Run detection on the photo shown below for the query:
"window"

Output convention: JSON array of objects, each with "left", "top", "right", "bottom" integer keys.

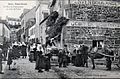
[{"left": 92, "top": 40, "right": 103, "bottom": 49}]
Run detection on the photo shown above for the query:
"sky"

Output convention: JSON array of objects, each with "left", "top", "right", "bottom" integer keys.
[{"left": 0, "top": 0, "right": 36, "bottom": 20}]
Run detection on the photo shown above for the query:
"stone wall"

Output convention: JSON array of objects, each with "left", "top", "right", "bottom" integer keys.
[{"left": 63, "top": 20, "right": 120, "bottom": 52}]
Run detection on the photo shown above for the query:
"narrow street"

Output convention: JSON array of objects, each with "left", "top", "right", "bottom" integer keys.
[
  {"left": 0, "top": 58, "right": 60, "bottom": 78},
  {"left": 1, "top": 58, "right": 120, "bottom": 78}
]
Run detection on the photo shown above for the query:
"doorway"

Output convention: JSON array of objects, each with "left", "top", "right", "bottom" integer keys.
[{"left": 92, "top": 40, "right": 104, "bottom": 49}]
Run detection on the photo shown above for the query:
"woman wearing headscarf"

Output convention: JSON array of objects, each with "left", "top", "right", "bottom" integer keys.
[
  {"left": 29, "top": 43, "right": 35, "bottom": 62},
  {"left": 35, "top": 43, "right": 45, "bottom": 73},
  {"left": 21, "top": 42, "right": 27, "bottom": 58}
]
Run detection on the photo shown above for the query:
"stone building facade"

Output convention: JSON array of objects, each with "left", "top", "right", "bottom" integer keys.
[{"left": 62, "top": 0, "right": 120, "bottom": 52}]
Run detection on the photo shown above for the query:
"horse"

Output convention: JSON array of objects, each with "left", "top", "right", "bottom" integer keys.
[{"left": 88, "top": 46, "right": 114, "bottom": 69}]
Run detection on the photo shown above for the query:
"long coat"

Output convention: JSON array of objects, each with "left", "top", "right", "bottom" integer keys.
[
  {"left": 81, "top": 45, "right": 89, "bottom": 65},
  {"left": 74, "top": 49, "right": 83, "bottom": 67},
  {"left": 21, "top": 45, "right": 27, "bottom": 56},
  {"left": 12, "top": 45, "right": 20, "bottom": 59},
  {"left": 36, "top": 51, "right": 45, "bottom": 69},
  {"left": 44, "top": 53, "right": 52, "bottom": 70},
  {"left": 7, "top": 49, "right": 13, "bottom": 65}
]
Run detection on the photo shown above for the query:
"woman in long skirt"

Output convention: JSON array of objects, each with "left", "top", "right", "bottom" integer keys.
[
  {"left": 35, "top": 44, "right": 45, "bottom": 73},
  {"left": 44, "top": 48, "right": 52, "bottom": 71},
  {"left": 21, "top": 45, "right": 27, "bottom": 58},
  {"left": 7, "top": 47, "right": 13, "bottom": 70}
]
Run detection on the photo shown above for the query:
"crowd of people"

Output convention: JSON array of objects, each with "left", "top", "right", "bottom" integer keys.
[
  {"left": 0, "top": 41, "right": 114, "bottom": 74},
  {"left": 0, "top": 42, "right": 27, "bottom": 74}
]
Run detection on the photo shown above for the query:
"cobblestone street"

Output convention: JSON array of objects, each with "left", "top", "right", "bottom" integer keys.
[
  {"left": 0, "top": 58, "right": 60, "bottom": 78},
  {"left": 1, "top": 58, "right": 120, "bottom": 78}
]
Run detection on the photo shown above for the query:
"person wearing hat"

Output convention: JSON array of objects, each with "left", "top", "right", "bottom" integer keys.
[{"left": 0, "top": 48, "right": 4, "bottom": 74}]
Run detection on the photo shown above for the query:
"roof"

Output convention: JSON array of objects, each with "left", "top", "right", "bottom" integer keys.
[
  {"left": 20, "top": 6, "right": 36, "bottom": 19},
  {"left": 0, "top": 20, "right": 11, "bottom": 30}
]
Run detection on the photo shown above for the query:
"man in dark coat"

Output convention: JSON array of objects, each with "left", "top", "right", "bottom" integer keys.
[
  {"left": 81, "top": 45, "right": 89, "bottom": 67},
  {"left": 74, "top": 48, "right": 83, "bottom": 67},
  {"left": 58, "top": 49, "right": 68, "bottom": 67},
  {"left": 62, "top": 45, "right": 70, "bottom": 66},
  {"left": 105, "top": 47, "right": 113, "bottom": 71},
  {"left": 12, "top": 45, "right": 20, "bottom": 59}
]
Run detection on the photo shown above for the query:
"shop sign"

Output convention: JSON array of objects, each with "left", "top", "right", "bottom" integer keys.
[
  {"left": 65, "top": 40, "right": 78, "bottom": 44},
  {"left": 66, "top": 20, "right": 120, "bottom": 28},
  {"left": 70, "top": 0, "right": 119, "bottom": 6},
  {"left": 66, "top": 21, "right": 88, "bottom": 27}
]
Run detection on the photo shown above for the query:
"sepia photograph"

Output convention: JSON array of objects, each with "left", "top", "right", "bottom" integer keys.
[{"left": 0, "top": 0, "right": 120, "bottom": 78}]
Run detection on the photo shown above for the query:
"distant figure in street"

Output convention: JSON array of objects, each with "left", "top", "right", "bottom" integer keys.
[
  {"left": 21, "top": 42, "right": 27, "bottom": 58},
  {"left": 3, "top": 43, "right": 9, "bottom": 61},
  {"left": 0, "top": 48, "right": 4, "bottom": 74},
  {"left": 7, "top": 47, "right": 13, "bottom": 70},
  {"left": 33, "top": 43, "right": 37, "bottom": 61},
  {"left": 29, "top": 43, "right": 36, "bottom": 62}
]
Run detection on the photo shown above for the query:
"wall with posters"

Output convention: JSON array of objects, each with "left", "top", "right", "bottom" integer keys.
[{"left": 63, "top": 20, "right": 120, "bottom": 51}]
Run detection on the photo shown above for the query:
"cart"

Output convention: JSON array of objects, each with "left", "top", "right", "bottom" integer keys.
[
  {"left": 96, "top": 48, "right": 120, "bottom": 69},
  {"left": 111, "top": 48, "right": 120, "bottom": 68}
]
